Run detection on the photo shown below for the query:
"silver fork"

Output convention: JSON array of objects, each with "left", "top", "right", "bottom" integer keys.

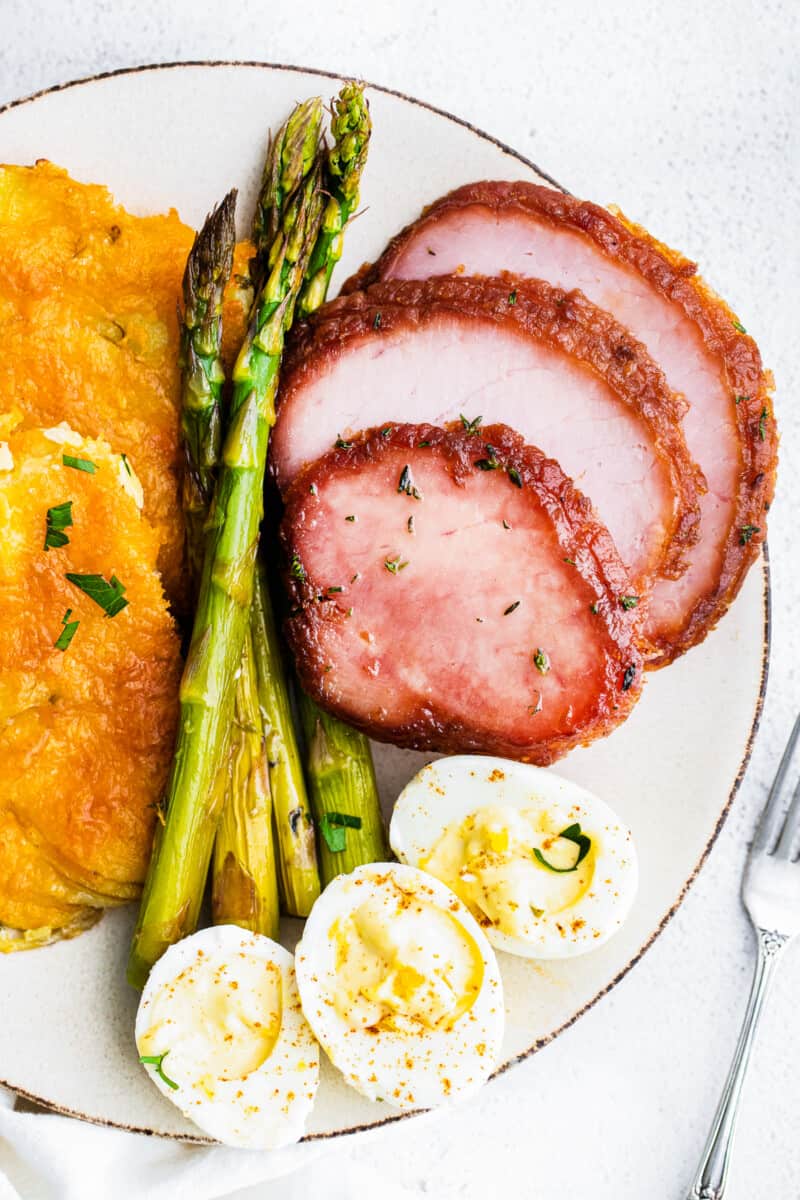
[{"left": 686, "top": 712, "right": 800, "bottom": 1200}]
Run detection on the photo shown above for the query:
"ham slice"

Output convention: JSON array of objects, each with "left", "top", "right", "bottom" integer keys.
[
  {"left": 281, "top": 424, "right": 643, "bottom": 764},
  {"left": 273, "top": 276, "right": 701, "bottom": 641},
  {"left": 346, "top": 181, "right": 776, "bottom": 664}
]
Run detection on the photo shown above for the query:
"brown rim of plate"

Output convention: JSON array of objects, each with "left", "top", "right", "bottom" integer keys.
[{"left": 0, "top": 59, "right": 771, "bottom": 1144}]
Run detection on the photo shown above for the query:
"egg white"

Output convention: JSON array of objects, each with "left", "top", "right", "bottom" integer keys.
[
  {"left": 390, "top": 756, "right": 638, "bottom": 960},
  {"left": 295, "top": 862, "right": 504, "bottom": 1111},
  {"left": 135, "top": 925, "right": 319, "bottom": 1148}
]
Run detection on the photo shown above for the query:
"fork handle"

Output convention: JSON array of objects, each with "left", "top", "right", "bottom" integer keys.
[{"left": 686, "top": 927, "right": 788, "bottom": 1200}]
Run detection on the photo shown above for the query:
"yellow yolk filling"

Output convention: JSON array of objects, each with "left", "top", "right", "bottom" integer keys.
[
  {"left": 421, "top": 804, "right": 594, "bottom": 939},
  {"left": 331, "top": 879, "right": 484, "bottom": 1034},
  {"left": 138, "top": 951, "right": 283, "bottom": 1089}
]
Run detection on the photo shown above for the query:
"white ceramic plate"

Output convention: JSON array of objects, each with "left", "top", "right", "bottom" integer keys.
[{"left": 0, "top": 62, "right": 769, "bottom": 1142}]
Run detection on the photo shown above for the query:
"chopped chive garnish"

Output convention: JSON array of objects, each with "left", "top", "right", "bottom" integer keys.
[
  {"left": 327, "top": 586, "right": 343, "bottom": 594},
  {"left": 508, "top": 289, "right": 518, "bottom": 306},
  {"left": 309, "top": 483, "right": 318, "bottom": 496},
  {"left": 65, "top": 572, "right": 128, "bottom": 617},
  {"left": 120, "top": 452, "right": 132, "bottom": 477},
  {"left": 502, "top": 519, "right": 511, "bottom": 530},
  {"left": 533, "top": 647, "right": 550, "bottom": 674},
  {"left": 507, "top": 467, "right": 522, "bottom": 488},
  {"left": 334, "top": 436, "right": 353, "bottom": 449},
  {"left": 417, "top": 440, "right": 431, "bottom": 448},
  {"left": 384, "top": 556, "right": 409, "bottom": 574},
  {"left": 534, "top": 823, "right": 591, "bottom": 874},
  {"left": 740, "top": 524, "right": 760, "bottom": 545},
  {"left": 290, "top": 554, "right": 306, "bottom": 581},
  {"left": 139, "top": 1051, "right": 178, "bottom": 1091},
  {"left": 319, "top": 811, "right": 363, "bottom": 853},
  {"left": 590, "top": 602, "right": 599, "bottom": 614},
  {"left": 622, "top": 664, "right": 636, "bottom": 691},
  {"left": 53, "top": 608, "right": 79, "bottom": 652},
  {"left": 407, "top": 515, "right": 415, "bottom": 534},
  {"left": 397, "top": 464, "right": 422, "bottom": 500},
  {"left": 345, "top": 514, "right": 356, "bottom": 522},
  {"left": 503, "top": 600, "right": 520, "bottom": 615},
  {"left": 460, "top": 414, "right": 483, "bottom": 435},
  {"left": 62, "top": 454, "right": 96, "bottom": 474},
  {"left": 44, "top": 500, "right": 74, "bottom": 550},
  {"left": 758, "top": 408, "right": 769, "bottom": 441},
  {"left": 563, "top": 557, "right": 576, "bottom": 566},
  {"left": 734, "top": 394, "right": 748, "bottom": 406},
  {"left": 373, "top": 311, "right": 382, "bottom": 330},
  {"left": 620, "top": 595, "right": 639, "bottom": 610},
  {"left": 732, "top": 319, "right": 747, "bottom": 334},
  {"left": 381, "top": 425, "right": 394, "bottom": 437}
]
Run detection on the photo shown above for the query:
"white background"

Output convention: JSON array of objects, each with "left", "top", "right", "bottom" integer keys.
[{"left": 1, "top": 2, "right": 798, "bottom": 1197}]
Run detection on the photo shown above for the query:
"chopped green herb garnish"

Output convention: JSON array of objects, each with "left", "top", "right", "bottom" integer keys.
[
  {"left": 290, "top": 554, "right": 306, "bottom": 581},
  {"left": 384, "top": 556, "right": 409, "bottom": 575},
  {"left": 373, "top": 311, "right": 382, "bottom": 330},
  {"left": 622, "top": 664, "right": 636, "bottom": 691},
  {"left": 120, "top": 452, "right": 132, "bottom": 477},
  {"left": 502, "top": 519, "right": 511, "bottom": 530},
  {"left": 508, "top": 289, "right": 518, "bottom": 306},
  {"left": 528, "top": 691, "right": 543, "bottom": 716},
  {"left": 381, "top": 425, "right": 394, "bottom": 437},
  {"left": 740, "top": 524, "right": 760, "bottom": 545},
  {"left": 53, "top": 608, "right": 79, "bottom": 652},
  {"left": 507, "top": 467, "right": 522, "bottom": 489},
  {"left": 590, "top": 602, "right": 599, "bottom": 614},
  {"left": 460, "top": 414, "right": 483, "bottom": 435},
  {"left": 534, "top": 823, "right": 591, "bottom": 874},
  {"left": 407, "top": 515, "right": 415, "bottom": 534},
  {"left": 417, "top": 440, "right": 431, "bottom": 448},
  {"left": 533, "top": 647, "right": 550, "bottom": 674},
  {"left": 563, "top": 557, "right": 576, "bottom": 566},
  {"left": 758, "top": 407, "right": 769, "bottom": 441},
  {"left": 351, "top": 573, "right": 360, "bottom": 584},
  {"left": 397, "top": 464, "right": 422, "bottom": 500},
  {"left": 327, "top": 586, "right": 343, "bottom": 594},
  {"left": 65, "top": 572, "right": 128, "bottom": 617},
  {"left": 503, "top": 600, "right": 520, "bottom": 615},
  {"left": 44, "top": 500, "right": 74, "bottom": 550},
  {"left": 319, "top": 811, "right": 363, "bottom": 853},
  {"left": 732, "top": 319, "right": 747, "bottom": 334},
  {"left": 345, "top": 514, "right": 356, "bottom": 522},
  {"left": 62, "top": 454, "right": 96, "bottom": 474},
  {"left": 346, "top": 607, "right": 353, "bottom": 617},
  {"left": 734, "top": 394, "right": 748, "bottom": 406},
  {"left": 475, "top": 444, "right": 501, "bottom": 471},
  {"left": 620, "top": 595, "right": 639, "bottom": 610},
  {"left": 334, "top": 436, "right": 353, "bottom": 449},
  {"left": 309, "top": 482, "right": 318, "bottom": 496},
  {"left": 139, "top": 1051, "right": 178, "bottom": 1091}
]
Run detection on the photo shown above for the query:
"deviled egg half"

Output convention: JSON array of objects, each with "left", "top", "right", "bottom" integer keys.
[
  {"left": 295, "top": 862, "right": 504, "bottom": 1110},
  {"left": 390, "top": 756, "right": 638, "bottom": 960},
  {"left": 135, "top": 925, "right": 319, "bottom": 1148}
]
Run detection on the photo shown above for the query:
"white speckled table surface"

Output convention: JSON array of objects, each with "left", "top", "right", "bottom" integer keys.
[{"left": 1, "top": 2, "right": 798, "bottom": 1196}]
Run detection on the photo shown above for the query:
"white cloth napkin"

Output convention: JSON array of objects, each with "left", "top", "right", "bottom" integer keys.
[{"left": 0, "top": 1089, "right": 421, "bottom": 1200}]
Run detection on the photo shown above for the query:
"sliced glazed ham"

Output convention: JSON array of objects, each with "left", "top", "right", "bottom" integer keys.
[
  {"left": 273, "top": 277, "right": 702, "bottom": 634},
  {"left": 346, "top": 180, "right": 777, "bottom": 664},
  {"left": 281, "top": 424, "right": 643, "bottom": 764}
]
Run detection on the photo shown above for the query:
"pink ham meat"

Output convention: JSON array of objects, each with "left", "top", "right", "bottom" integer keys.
[
  {"left": 273, "top": 277, "right": 702, "bottom": 634},
  {"left": 346, "top": 181, "right": 777, "bottom": 665},
  {"left": 281, "top": 424, "right": 643, "bottom": 764}
]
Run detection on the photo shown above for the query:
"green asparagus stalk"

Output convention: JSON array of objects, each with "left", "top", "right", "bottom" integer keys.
[
  {"left": 179, "top": 190, "right": 237, "bottom": 590},
  {"left": 298, "top": 82, "right": 373, "bottom": 316},
  {"left": 295, "top": 84, "right": 387, "bottom": 882},
  {"left": 211, "top": 627, "right": 280, "bottom": 934},
  {"left": 241, "top": 101, "right": 325, "bottom": 918},
  {"left": 298, "top": 693, "right": 386, "bottom": 883},
  {"left": 127, "top": 115, "right": 325, "bottom": 988},
  {"left": 251, "top": 564, "right": 319, "bottom": 914}
]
